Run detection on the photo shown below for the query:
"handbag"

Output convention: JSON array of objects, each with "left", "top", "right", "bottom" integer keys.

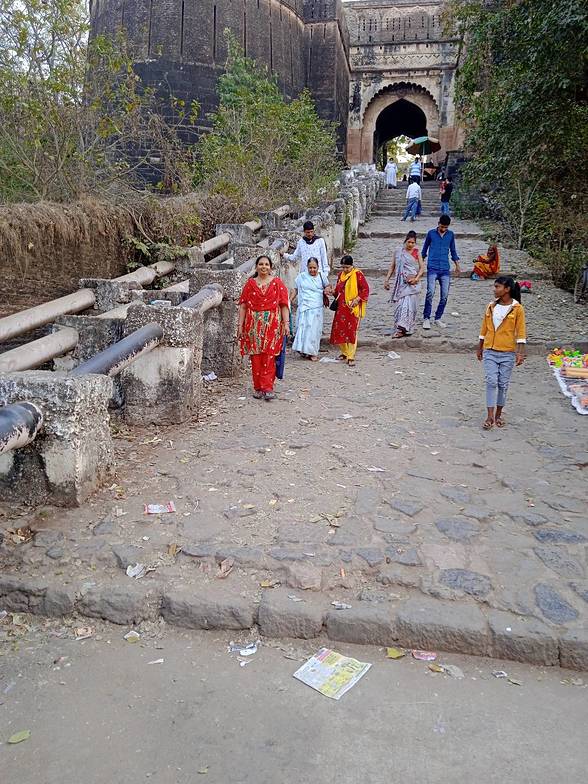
[
  {"left": 319, "top": 273, "right": 329, "bottom": 308},
  {"left": 275, "top": 336, "right": 287, "bottom": 380},
  {"left": 329, "top": 296, "right": 339, "bottom": 312}
]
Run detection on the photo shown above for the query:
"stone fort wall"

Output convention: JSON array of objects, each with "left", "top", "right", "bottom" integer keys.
[{"left": 89, "top": 0, "right": 350, "bottom": 146}]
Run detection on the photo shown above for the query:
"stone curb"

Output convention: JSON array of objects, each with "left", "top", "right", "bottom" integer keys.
[{"left": 1, "top": 575, "right": 586, "bottom": 671}]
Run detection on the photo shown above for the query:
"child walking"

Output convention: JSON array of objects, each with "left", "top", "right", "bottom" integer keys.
[{"left": 476, "top": 276, "right": 526, "bottom": 429}]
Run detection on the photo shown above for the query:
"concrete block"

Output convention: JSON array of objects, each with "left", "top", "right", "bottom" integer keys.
[
  {"left": 217, "top": 223, "right": 255, "bottom": 245},
  {"left": 488, "top": 609, "right": 559, "bottom": 666},
  {"left": 78, "top": 585, "right": 155, "bottom": 625},
  {"left": 396, "top": 597, "right": 490, "bottom": 656},
  {"left": 326, "top": 605, "right": 397, "bottom": 646},
  {"left": 258, "top": 589, "right": 325, "bottom": 639},
  {"left": 162, "top": 589, "right": 257, "bottom": 630},
  {"left": 0, "top": 371, "right": 114, "bottom": 506},
  {"left": 559, "top": 626, "right": 588, "bottom": 671},
  {"left": 80, "top": 278, "right": 141, "bottom": 312},
  {"left": 188, "top": 268, "right": 247, "bottom": 301}
]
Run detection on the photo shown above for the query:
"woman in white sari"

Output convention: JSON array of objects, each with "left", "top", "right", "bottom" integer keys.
[
  {"left": 384, "top": 232, "right": 425, "bottom": 337},
  {"left": 384, "top": 160, "right": 398, "bottom": 188},
  {"left": 291, "top": 257, "right": 326, "bottom": 361}
]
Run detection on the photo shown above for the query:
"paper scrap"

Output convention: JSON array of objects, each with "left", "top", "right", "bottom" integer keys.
[
  {"left": 144, "top": 502, "right": 176, "bottom": 515},
  {"left": 386, "top": 647, "right": 406, "bottom": 659},
  {"left": 293, "top": 647, "right": 371, "bottom": 700}
]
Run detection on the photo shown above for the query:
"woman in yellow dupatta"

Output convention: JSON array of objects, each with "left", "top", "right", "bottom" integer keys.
[
  {"left": 329, "top": 255, "right": 370, "bottom": 367},
  {"left": 471, "top": 245, "right": 500, "bottom": 280}
]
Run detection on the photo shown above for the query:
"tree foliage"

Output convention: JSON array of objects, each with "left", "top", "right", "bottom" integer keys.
[
  {"left": 197, "top": 32, "right": 340, "bottom": 216},
  {"left": 448, "top": 0, "right": 588, "bottom": 285},
  {"left": 0, "top": 0, "right": 198, "bottom": 203}
]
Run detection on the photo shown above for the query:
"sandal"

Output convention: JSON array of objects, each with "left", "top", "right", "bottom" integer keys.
[
  {"left": 495, "top": 417, "right": 506, "bottom": 428},
  {"left": 482, "top": 419, "right": 494, "bottom": 430},
  {"left": 338, "top": 354, "right": 347, "bottom": 361},
  {"left": 392, "top": 330, "right": 406, "bottom": 339},
  {"left": 309, "top": 356, "right": 319, "bottom": 362},
  {"left": 347, "top": 359, "right": 356, "bottom": 367}
]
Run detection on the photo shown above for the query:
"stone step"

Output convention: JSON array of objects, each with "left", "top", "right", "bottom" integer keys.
[{"left": 359, "top": 230, "right": 485, "bottom": 240}]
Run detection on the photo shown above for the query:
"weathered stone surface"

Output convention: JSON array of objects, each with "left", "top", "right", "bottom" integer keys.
[
  {"left": 277, "top": 524, "right": 327, "bottom": 545},
  {"left": 374, "top": 517, "right": 416, "bottom": 536},
  {"left": 258, "top": 590, "right": 325, "bottom": 639},
  {"left": 377, "top": 565, "right": 421, "bottom": 589},
  {"left": 385, "top": 546, "right": 422, "bottom": 567},
  {"left": 435, "top": 517, "right": 480, "bottom": 542},
  {"left": 0, "top": 576, "right": 48, "bottom": 613},
  {"left": 463, "top": 506, "right": 492, "bottom": 523},
  {"left": 78, "top": 586, "right": 153, "bottom": 625},
  {"left": 559, "top": 626, "right": 588, "bottom": 670},
  {"left": 215, "top": 547, "right": 267, "bottom": 569},
  {"left": 45, "top": 546, "right": 65, "bottom": 560},
  {"left": 533, "top": 547, "right": 584, "bottom": 578},
  {"left": 543, "top": 495, "right": 586, "bottom": 514},
  {"left": 42, "top": 587, "right": 75, "bottom": 617},
  {"left": 354, "top": 487, "right": 380, "bottom": 515},
  {"left": 439, "top": 569, "right": 492, "bottom": 598},
  {"left": 161, "top": 590, "right": 255, "bottom": 630},
  {"left": 326, "top": 605, "right": 396, "bottom": 646},
  {"left": 356, "top": 547, "right": 385, "bottom": 567},
  {"left": 533, "top": 529, "right": 586, "bottom": 545},
  {"left": 388, "top": 499, "right": 424, "bottom": 518},
  {"left": 569, "top": 582, "right": 588, "bottom": 603},
  {"left": 92, "top": 519, "right": 115, "bottom": 536},
  {"left": 487, "top": 609, "right": 558, "bottom": 665},
  {"left": 281, "top": 562, "right": 323, "bottom": 591},
  {"left": 534, "top": 584, "right": 579, "bottom": 624},
  {"left": 112, "top": 544, "right": 144, "bottom": 570},
  {"left": 396, "top": 597, "right": 490, "bottom": 656},
  {"left": 512, "top": 512, "right": 549, "bottom": 527},
  {"left": 441, "top": 487, "right": 472, "bottom": 505},
  {"left": 269, "top": 548, "right": 308, "bottom": 563},
  {"left": 33, "top": 530, "right": 64, "bottom": 548},
  {"left": 181, "top": 543, "right": 218, "bottom": 559}
]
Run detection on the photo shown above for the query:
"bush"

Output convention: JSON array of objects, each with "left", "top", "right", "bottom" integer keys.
[{"left": 197, "top": 32, "right": 340, "bottom": 214}]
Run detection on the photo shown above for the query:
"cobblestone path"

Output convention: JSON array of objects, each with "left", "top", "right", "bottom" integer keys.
[{"left": 1, "top": 187, "right": 586, "bottom": 666}]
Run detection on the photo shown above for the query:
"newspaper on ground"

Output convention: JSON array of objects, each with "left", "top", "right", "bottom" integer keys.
[{"left": 293, "top": 647, "right": 371, "bottom": 700}]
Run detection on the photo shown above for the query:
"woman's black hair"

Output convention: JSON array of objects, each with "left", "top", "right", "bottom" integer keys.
[
  {"left": 253, "top": 254, "right": 273, "bottom": 278},
  {"left": 495, "top": 275, "right": 521, "bottom": 302},
  {"left": 303, "top": 220, "right": 315, "bottom": 231},
  {"left": 404, "top": 230, "right": 417, "bottom": 242},
  {"left": 306, "top": 256, "right": 319, "bottom": 267},
  {"left": 341, "top": 254, "right": 354, "bottom": 266}
]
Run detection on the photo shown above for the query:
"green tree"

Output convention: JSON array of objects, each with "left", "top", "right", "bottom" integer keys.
[
  {"left": 198, "top": 32, "right": 340, "bottom": 215},
  {"left": 0, "top": 0, "right": 198, "bottom": 202},
  {"left": 448, "top": 0, "right": 587, "bottom": 284}
]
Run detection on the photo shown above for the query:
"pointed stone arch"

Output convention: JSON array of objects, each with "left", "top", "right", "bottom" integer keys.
[{"left": 347, "top": 82, "right": 440, "bottom": 164}]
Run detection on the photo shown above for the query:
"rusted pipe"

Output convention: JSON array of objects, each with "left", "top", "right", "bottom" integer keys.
[
  {"left": 0, "top": 402, "right": 44, "bottom": 454},
  {"left": 0, "top": 327, "right": 79, "bottom": 372},
  {"left": 70, "top": 323, "right": 163, "bottom": 377}
]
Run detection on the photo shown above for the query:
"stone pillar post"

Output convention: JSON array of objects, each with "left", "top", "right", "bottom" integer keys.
[
  {"left": 188, "top": 270, "right": 247, "bottom": 378},
  {"left": 0, "top": 371, "right": 114, "bottom": 506},
  {"left": 79, "top": 278, "right": 142, "bottom": 312},
  {"left": 121, "top": 303, "right": 201, "bottom": 425}
]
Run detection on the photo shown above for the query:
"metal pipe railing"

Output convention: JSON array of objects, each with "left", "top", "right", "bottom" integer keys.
[
  {"left": 0, "top": 327, "right": 79, "bottom": 373},
  {"left": 0, "top": 401, "right": 44, "bottom": 455},
  {"left": 70, "top": 323, "right": 163, "bottom": 377},
  {"left": 0, "top": 290, "right": 95, "bottom": 345},
  {"left": 181, "top": 284, "right": 224, "bottom": 313}
]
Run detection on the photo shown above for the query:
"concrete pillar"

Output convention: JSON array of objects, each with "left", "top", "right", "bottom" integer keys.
[
  {"left": 0, "top": 371, "right": 114, "bottom": 506},
  {"left": 216, "top": 224, "right": 256, "bottom": 246},
  {"left": 188, "top": 270, "right": 246, "bottom": 378},
  {"left": 121, "top": 303, "right": 201, "bottom": 425},
  {"left": 79, "top": 278, "right": 142, "bottom": 312}
]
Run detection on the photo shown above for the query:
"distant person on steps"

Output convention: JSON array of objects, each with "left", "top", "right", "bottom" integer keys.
[
  {"left": 421, "top": 214, "right": 461, "bottom": 330},
  {"left": 401, "top": 179, "right": 422, "bottom": 222},
  {"left": 384, "top": 159, "right": 398, "bottom": 188}
]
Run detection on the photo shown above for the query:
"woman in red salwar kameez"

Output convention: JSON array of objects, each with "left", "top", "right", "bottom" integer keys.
[
  {"left": 329, "top": 255, "right": 369, "bottom": 367},
  {"left": 238, "top": 255, "right": 290, "bottom": 400}
]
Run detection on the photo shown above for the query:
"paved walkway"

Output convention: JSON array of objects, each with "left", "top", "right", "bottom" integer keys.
[
  {"left": 2, "top": 623, "right": 587, "bottom": 783},
  {"left": 1, "top": 188, "right": 586, "bottom": 666}
]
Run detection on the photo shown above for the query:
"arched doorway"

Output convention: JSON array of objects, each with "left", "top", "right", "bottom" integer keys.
[
  {"left": 374, "top": 99, "right": 427, "bottom": 163},
  {"left": 347, "top": 83, "right": 440, "bottom": 164}
]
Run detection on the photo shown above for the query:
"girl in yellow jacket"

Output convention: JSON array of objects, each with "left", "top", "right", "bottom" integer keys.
[{"left": 476, "top": 276, "right": 526, "bottom": 430}]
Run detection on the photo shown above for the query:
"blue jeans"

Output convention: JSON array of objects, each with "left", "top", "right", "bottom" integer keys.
[
  {"left": 402, "top": 198, "right": 418, "bottom": 221},
  {"left": 440, "top": 201, "right": 451, "bottom": 216},
  {"left": 423, "top": 270, "right": 451, "bottom": 321},
  {"left": 483, "top": 349, "right": 515, "bottom": 407}
]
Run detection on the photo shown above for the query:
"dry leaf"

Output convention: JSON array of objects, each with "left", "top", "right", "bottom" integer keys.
[{"left": 218, "top": 557, "right": 235, "bottom": 579}]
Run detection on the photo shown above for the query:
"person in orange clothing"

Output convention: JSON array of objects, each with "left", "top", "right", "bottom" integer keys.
[
  {"left": 238, "top": 255, "right": 290, "bottom": 400},
  {"left": 329, "top": 255, "right": 369, "bottom": 367},
  {"left": 477, "top": 276, "right": 526, "bottom": 430},
  {"left": 471, "top": 244, "right": 500, "bottom": 280}
]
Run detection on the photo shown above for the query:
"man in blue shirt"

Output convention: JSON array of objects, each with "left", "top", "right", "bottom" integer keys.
[{"left": 421, "top": 214, "right": 461, "bottom": 329}]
